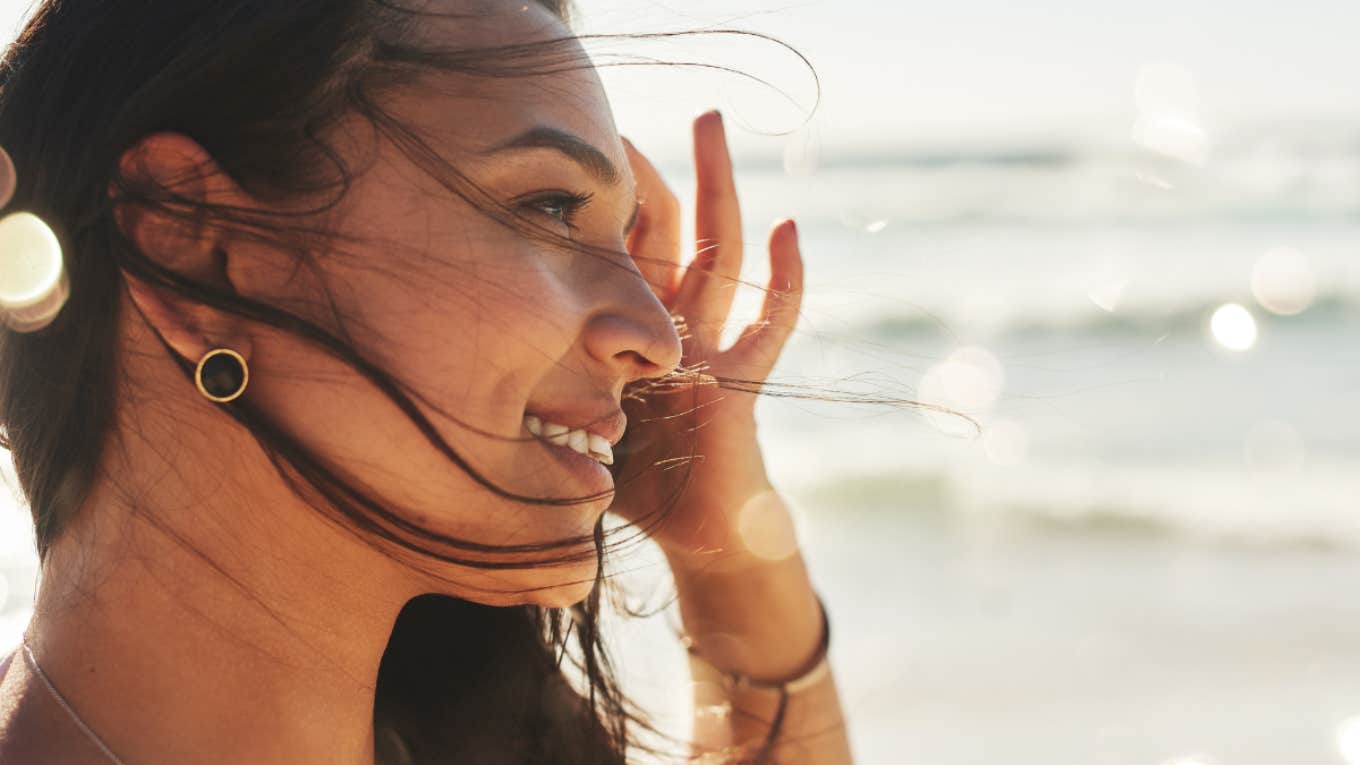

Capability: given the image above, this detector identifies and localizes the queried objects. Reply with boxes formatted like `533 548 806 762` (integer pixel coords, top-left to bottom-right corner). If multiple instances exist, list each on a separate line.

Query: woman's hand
608 110 805 574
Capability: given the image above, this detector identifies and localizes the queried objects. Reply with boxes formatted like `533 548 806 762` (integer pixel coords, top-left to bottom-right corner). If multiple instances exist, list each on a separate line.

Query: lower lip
533 434 615 502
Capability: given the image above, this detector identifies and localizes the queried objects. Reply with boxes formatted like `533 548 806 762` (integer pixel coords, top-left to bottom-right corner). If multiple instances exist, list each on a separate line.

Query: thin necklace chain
18 636 129 765
16 637 405 765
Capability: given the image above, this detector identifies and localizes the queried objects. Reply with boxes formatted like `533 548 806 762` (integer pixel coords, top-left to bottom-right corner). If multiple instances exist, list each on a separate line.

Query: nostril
615 349 651 379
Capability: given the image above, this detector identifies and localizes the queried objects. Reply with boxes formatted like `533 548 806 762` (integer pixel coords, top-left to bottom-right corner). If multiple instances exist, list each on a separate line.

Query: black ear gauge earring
195 348 249 403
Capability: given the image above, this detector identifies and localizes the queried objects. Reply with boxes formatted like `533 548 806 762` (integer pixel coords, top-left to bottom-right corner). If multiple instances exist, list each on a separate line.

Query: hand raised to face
611 110 805 569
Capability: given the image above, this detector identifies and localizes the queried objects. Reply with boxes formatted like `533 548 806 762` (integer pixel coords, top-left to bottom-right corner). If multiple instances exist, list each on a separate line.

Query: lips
527 421 617 501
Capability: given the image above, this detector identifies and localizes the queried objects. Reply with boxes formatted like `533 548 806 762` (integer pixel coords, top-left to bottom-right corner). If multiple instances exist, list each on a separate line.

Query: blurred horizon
576 0 1360 165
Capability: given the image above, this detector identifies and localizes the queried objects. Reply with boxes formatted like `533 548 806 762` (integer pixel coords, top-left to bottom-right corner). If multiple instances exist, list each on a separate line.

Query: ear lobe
120 266 254 367
112 132 255 369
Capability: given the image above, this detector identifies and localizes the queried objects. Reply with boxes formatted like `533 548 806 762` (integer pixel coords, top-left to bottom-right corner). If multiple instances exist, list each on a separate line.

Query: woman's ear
111 132 255 365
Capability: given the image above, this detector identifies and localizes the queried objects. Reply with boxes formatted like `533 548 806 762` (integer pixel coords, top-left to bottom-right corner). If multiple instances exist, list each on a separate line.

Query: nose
582 262 684 384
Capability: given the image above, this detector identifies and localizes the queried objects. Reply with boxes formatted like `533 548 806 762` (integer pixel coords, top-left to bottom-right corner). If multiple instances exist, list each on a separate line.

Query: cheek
209 124 621 570
250 212 603 547
321 225 578 380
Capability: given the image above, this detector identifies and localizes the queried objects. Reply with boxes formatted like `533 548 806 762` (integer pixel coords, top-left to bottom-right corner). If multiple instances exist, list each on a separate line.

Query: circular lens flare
1209 303 1257 351
1251 247 1316 316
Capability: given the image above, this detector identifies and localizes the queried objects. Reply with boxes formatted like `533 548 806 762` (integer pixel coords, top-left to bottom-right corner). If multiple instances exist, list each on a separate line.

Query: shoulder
0 646 105 764
0 646 42 763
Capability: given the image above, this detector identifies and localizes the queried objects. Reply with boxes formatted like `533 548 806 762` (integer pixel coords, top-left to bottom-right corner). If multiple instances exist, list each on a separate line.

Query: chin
426 555 600 610
519 558 601 609
527 583 595 610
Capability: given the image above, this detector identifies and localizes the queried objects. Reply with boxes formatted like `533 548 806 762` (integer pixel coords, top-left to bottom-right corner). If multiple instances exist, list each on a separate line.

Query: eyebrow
484 126 622 186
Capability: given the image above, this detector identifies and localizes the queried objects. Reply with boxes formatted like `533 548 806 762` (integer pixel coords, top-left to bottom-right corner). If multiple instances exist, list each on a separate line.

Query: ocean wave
792 459 1360 551
716 134 1360 226
852 291 1360 343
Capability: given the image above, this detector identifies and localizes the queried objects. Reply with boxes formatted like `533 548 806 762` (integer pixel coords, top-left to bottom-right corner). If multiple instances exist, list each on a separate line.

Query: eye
517 189 595 231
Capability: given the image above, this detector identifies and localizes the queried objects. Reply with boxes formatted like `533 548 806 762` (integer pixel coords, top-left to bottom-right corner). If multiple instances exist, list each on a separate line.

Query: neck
24 480 416 765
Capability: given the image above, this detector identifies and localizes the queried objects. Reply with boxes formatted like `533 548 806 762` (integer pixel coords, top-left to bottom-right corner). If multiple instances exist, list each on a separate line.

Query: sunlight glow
1338 716 1360 765
1209 303 1257 351
1132 60 1211 166
1133 114 1211 166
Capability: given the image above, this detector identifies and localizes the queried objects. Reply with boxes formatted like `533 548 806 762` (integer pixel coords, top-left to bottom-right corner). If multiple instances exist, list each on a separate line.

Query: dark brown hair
0 1 868 762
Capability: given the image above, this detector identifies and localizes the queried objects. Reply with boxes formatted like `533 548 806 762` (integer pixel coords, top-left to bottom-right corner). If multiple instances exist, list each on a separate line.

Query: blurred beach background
3 1 1360 763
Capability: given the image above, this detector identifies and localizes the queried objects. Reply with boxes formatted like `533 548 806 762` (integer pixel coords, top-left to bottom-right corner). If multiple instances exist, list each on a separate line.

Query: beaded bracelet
676 592 832 695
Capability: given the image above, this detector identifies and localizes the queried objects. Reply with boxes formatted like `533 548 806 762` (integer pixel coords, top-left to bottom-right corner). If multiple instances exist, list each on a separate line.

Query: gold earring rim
195 347 249 403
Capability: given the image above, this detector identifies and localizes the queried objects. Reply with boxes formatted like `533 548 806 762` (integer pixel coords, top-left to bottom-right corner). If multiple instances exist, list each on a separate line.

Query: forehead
391 0 625 180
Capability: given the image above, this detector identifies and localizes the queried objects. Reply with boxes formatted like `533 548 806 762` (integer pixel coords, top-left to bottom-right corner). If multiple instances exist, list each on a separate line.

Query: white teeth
587 433 613 466
541 422 570 446
524 415 614 465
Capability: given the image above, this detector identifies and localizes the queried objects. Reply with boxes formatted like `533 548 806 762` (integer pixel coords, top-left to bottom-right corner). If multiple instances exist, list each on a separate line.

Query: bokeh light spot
1209 303 1257 351
1132 60 1211 166
940 346 1005 410
1132 114 1210 166
0 211 68 332
919 347 1006 436
1251 247 1316 316
736 489 800 562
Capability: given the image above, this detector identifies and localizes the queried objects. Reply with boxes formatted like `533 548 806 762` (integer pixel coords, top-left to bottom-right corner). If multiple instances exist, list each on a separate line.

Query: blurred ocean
723 126 1360 549
3 125 1360 763
610 126 1360 765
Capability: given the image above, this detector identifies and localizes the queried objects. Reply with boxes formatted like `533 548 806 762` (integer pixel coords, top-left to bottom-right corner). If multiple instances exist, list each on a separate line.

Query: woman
0 1 851 763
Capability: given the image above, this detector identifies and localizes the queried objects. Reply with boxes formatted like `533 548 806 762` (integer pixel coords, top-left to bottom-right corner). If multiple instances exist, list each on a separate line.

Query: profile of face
115 2 684 610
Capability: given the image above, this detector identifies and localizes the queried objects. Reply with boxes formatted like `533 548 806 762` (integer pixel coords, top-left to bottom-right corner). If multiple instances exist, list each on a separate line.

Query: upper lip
525 406 628 447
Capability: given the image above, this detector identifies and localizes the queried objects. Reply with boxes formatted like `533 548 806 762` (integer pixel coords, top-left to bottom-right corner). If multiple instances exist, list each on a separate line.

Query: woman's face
239 2 683 606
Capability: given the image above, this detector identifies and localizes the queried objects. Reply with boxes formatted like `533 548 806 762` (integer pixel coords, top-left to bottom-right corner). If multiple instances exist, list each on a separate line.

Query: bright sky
1 0 1357 160
574 0 1360 160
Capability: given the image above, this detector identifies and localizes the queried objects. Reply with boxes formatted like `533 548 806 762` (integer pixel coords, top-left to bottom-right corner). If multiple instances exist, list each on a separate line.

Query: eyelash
518 190 595 231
